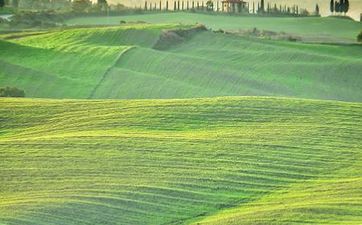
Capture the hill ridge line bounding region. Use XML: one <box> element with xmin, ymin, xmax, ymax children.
<box><xmin>88</xmin><ymin>46</ymin><xmax>135</xmax><ymax>99</ymax></box>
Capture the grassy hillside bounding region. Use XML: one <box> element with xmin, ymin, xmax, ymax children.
<box><xmin>1</xmin><ymin>24</ymin><xmax>361</xmax><ymax>101</ymax></box>
<box><xmin>66</xmin><ymin>12</ymin><xmax>362</xmax><ymax>43</ymax></box>
<box><xmin>0</xmin><ymin>97</ymin><xmax>361</xmax><ymax>224</ymax></box>
<box><xmin>93</xmin><ymin>31</ymin><xmax>362</xmax><ymax>102</ymax></box>
<box><xmin>0</xmin><ymin>24</ymin><xmax>176</xmax><ymax>98</ymax></box>
<box><xmin>193</xmin><ymin>157</ymin><xmax>362</xmax><ymax>225</ymax></box>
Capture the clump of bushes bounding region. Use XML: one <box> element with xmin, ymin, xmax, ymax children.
<box><xmin>153</xmin><ymin>24</ymin><xmax>208</xmax><ymax>50</ymax></box>
<box><xmin>214</xmin><ymin>29</ymin><xmax>225</xmax><ymax>34</ymax></box>
<box><xmin>0</xmin><ymin>87</ymin><xmax>25</xmax><ymax>97</ymax></box>
<box><xmin>358</xmin><ymin>31</ymin><xmax>362</xmax><ymax>42</ymax></box>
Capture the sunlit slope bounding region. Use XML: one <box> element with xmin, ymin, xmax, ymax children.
<box><xmin>66</xmin><ymin>12</ymin><xmax>362</xmax><ymax>42</ymax></box>
<box><xmin>94</xmin><ymin>31</ymin><xmax>362</xmax><ymax>102</ymax></box>
<box><xmin>1</xmin><ymin>97</ymin><xmax>361</xmax><ymax>224</ymax></box>
<box><xmin>193</xmin><ymin>165</ymin><xmax>362</xmax><ymax>225</ymax></box>
<box><xmin>0</xmin><ymin>24</ymin><xmax>174</xmax><ymax>98</ymax></box>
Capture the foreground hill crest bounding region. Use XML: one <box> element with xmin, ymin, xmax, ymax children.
<box><xmin>0</xmin><ymin>97</ymin><xmax>361</xmax><ymax>224</ymax></box>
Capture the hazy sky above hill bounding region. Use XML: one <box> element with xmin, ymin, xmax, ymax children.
<box><xmin>100</xmin><ymin>0</ymin><xmax>362</xmax><ymax>20</ymax></box>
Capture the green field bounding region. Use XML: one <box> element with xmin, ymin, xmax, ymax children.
<box><xmin>1</xmin><ymin>22</ymin><xmax>361</xmax><ymax>101</ymax></box>
<box><xmin>1</xmin><ymin>12</ymin><xmax>362</xmax><ymax>225</ymax></box>
<box><xmin>66</xmin><ymin>12</ymin><xmax>362</xmax><ymax>43</ymax></box>
<box><xmin>1</xmin><ymin>97</ymin><xmax>361</xmax><ymax>224</ymax></box>
<box><xmin>0</xmin><ymin>24</ymin><xmax>178</xmax><ymax>98</ymax></box>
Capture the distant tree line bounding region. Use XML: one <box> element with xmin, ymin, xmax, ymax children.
<box><xmin>140</xmin><ymin>0</ymin><xmax>314</xmax><ymax>17</ymax></box>
<box><xmin>0</xmin><ymin>0</ymin><xmax>112</xmax><ymax>12</ymax></box>
<box><xmin>0</xmin><ymin>87</ymin><xmax>25</xmax><ymax>97</ymax></box>
<box><xmin>330</xmin><ymin>0</ymin><xmax>350</xmax><ymax>14</ymax></box>
<box><xmin>0</xmin><ymin>0</ymin><xmax>16</xmax><ymax>8</ymax></box>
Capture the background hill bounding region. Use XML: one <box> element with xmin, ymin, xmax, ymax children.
<box><xmin>1</xmin><ymin>97</ymin><xmax>361</xmax><ymax>225</ymax></box>
<box><xmin>0</xmin><ymin>22</ymin><xmax>361</xmax><ymax>101</ymax></box>
<box><xmin>66</xmin><ymin>12</ymin><xmax>362</xmax><ymax>43</ymax></box>
<box><xmin>102</xmin><ymin>0</ymin><xmax>362</xmax><ymax>21</ymax></box>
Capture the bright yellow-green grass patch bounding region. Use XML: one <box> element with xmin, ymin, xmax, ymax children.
<box><xmin>1</xmin><ymin>97</ymin><xmax>361</xmax><ymax>224</ymax></box>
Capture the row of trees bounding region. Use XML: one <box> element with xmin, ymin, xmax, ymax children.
<box><xmin>330</xmin><ymin>0</ymin><xmax>349</xmax><ymax>14</ymax></box>
<box><xmin>72</xmin><ymin>0</ymin><xmax>112</xmax><ymax>12</ymax></box>
<box><xmin>142</xmin><ymin>0</ymin><xmax>314</xmax><ymax>16</ymax></box>
<box><xmin>0</xmin><ymin>0</ymin><xmax>69</xmax><ymax>9</ymax></box>
<box><xmin>0</xmin><ymin>0</ymin><xmax>111</xmax><ymax>12</ymax></box>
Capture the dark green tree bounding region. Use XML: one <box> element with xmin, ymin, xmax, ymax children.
<box><xmin>97</xmin><ymin>0</ymin><xmax>108</xmax><ymax>11</ymax></box>
<box><xmin>205</xmin><ymin>0</ymin><xmax>213</xmax><ymax>11</ymax></box>
<box><xmin>330</xmin><ymin>0</ymin><xmax>334</xmax><ymax>13</ymax></box>
<box><xmin>339</xmin><ymin>0</ymin><xmax>345</xmax><ymax>13</ymax></box>
<box><xmin>315</xmin><ymin>4</ymin><xmax>320</xmax><ymax>15</ymax></box>
<box><xmin>72</xmin><ymin>0</ymin><xmax>91</xmax><ymax>12</ymax></box>
<box><xmin>334</xmin><ymin>1</ymin><xmax>339</xmax><ymax>13</ymax></box>
<box><xmin>260</xmin><ymin>0</ymin><xmax>264</xmax><ymax>12</ymax></box>
<box><xmin>98</xmin><ymin>0</ymin><xmax>107</xmax><ymax>4</ymax></box>
<box><xmin>344</xmin><ymin>0</ymin><xmax>349</xmax><ymax>14</ymax></box>
<box><xmin>0</xmin><ymin>0</ymin><xmax>5</xmax><ymax>8</ymax></box>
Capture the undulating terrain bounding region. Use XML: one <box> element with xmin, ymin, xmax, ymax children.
<box><xmin>1</xmin><ymin>97</ymin><xmax>361</xmax><ymax>224</ymax></box>
<box><xmin>1</xmin><ymin>12</ymin><xmax>362</xmax><ymax>225</ymax></box>
<box><xmin>1</xmin><ymin>18</ymin><xmax>362</xmax><ymax>101</ymax></box>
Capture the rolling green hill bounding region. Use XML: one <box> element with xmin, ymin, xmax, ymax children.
<box><xmin>1</xmin><ymin>24</ymin><xmax>361</xmax><ymax>101</ymax></box>
<box><xmin>94</xmin><ymin>31</ymin><xmax>362</xmax><ymax>101</ymax></box>
<box><xmin>66</xmin><ymin>12</ymin><xmax>362</xmax><ymax>43</ymax></box>
<box><xmin>1</xmin><ymin>97</ymin><xmax>361</xmax><ymax>224</ymax></box>
<box><xmin>0</xmin><ymin>24</ymin><xmax>179</xmax><ymax>98</ymax></box>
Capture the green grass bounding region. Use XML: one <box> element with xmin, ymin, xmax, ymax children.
<box><xmin>1</xmin><ymin>11</ymin><xmax>362</xmax><ymax>225</ymax></box>
<box><xmin>94</xmin><ymin>31</ymin><xmax>362</xmax><ymax>102</ymax></box>
<box><xmin>0</xmin><ymin>97</ymin><xmax>361</xmax><ymax>224</ymax></box>
<box><xmin>194</xmin><ymin>176</ymin><xmax>362</xmax><ymax>224</ymax></box>
<box><xmin>0</xmin><ymin>24</ymin><xmax>178</xmax><ymax>98</ymax></box>
<box><xmin>1</xmin><ymin>24</ymin><xmax>361</xmax><ymax>101</ymax></box>
<box><xmin>66</xmin><ymin>12</ymin><xmax>362</xmax><ymax>43</ymax></box>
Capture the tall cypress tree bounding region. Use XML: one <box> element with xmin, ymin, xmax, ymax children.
<box><xmin>344</xmin><ymin>0</ymin><xmax>349</xmax><ymax>14</ymax></box>
<box><xmin>315</xmin><ymin>4</ymin><xmax>320</xmax><ymax>15</ymax></box>
<box><xmin>330</xmin><ymin>0</ymin><xmax>334</xmax><ymax>13</ymax></box>
<box><xmin>260</xmin><ymin>0</ymin><xmax>264</xmax><ymax>12</ymax></box>
<box><xmin>97</xmin><ymin>0</ymin><xmax>107</xmax><ymax>5</ymax></box>
<box><xmin>340</xmin><ymin>0</ymin><xmax>345</xmax><ymax>13</ymax></box>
